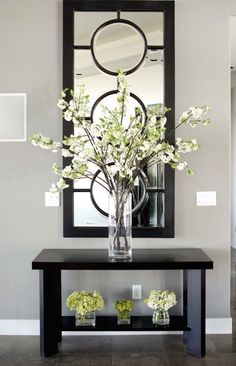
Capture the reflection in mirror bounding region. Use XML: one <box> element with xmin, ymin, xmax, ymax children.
<box><xmin>127</xmin><ymin>50</ymin><xmax>163</xmax><ymax>105</ymax></box>
<box><xmin>74</xmin><ymin>186</ymin><xmax>164</xmax><ymax>228</ymax></box>
<box><xmin>0</xmin><ymin>93</ymin><xmax>27</xmax><ymax>141</ymax></box>
<box><xmin>74</xmin><ymin>50</ymin><xmax>115</xmax><ymax>107</ymax></box>
<box><xmin>157</xmin><ymin>193</ymin><xmax>165</xmax><ymax>227</ymax></box>
<box><xmin>122</xmin><ymin>12</ymin><xmax>163</xmax><ymax>45</ymax></box>
<box><xmin>147</xmin><ymin>162</ymin><xmax>164</xmax><ymax>189</ymax></box>
<box><xmin>91</xmin><ymin>21</ymin><xmax>146</xmax><ymax>74</ymax></box>
<box><xmin>90</xmin><ymin>170</ymin><xmax>109</xmax><ymax>216</ymax></box>
<box><xmin>74</xmin><ymin>12</ymin><xmax>163</xmax><ymax>46</ymax></box>
<box><xmin>74</xmin><ymin>50</ymin><xmax>164</xmax><ymax>107</ymax></box>
<box><xmin>147</xmin><ymin>192</ymin><xmax>164</xmax><ymax>227</ymax></box>
<box><xmin>74</xmin><ymin>12</ymin><xmax>115</xmax><ymax>45</ymax></box>
<box><xmin>73</xmin><ymin>10</ymin><xmax>165</xmax><ymax>231</ymax></box>
<box><xmin>74</xmin><ymin>192</ymin><xmax>108</xmax><ymax>226</ymax></box>
<box><xmin>91</xmin><ymin>92</ymin><xmax>146</xmax><ymax>128</ymax></box>
<box><xmin>132</xmin><ymin>192</ymin><xmax>164</xmax><ymax>227</ymax></box>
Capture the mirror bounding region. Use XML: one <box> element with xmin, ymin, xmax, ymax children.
<box><xmin>63</xmin><ymin>1</ymin><xmax>175</xmax><ymax>237</ymax></box>
<box><xmin>73</xmin><ymin>11</ymin><xmax>164</xmax><ymax>229</ymax></box>
<box><xmin>0</xmin><ymin>93</ymin><xmax>27</xmax><ymax>141</ymax></box>
<box><xmin>91</xmin><ymin>20</ymin><xmax>147</xmax><ymax>75</ymax></box>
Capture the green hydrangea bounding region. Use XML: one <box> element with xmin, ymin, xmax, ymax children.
<box><xmin>66</xmin><ymin>290</ymin><xmax>104</xmax><ymax>318</ymax></box>
<box><xmin>115</xmin><ymin>299</ymin><xmax>134</xmax><ymax>314</ymax></box>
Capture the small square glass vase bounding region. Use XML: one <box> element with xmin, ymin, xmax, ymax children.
<box><xmin>152</xmin><ymin>309</ymin><xmax>169</xmax><ymax>325</ymax></box>
<box><xmin>75</xmin><ymin>311</ymin><xmax>96</xmax><ymax>327</ymax></box>
<box><xmin>117</xmin><ymin>312</ymin><xmax>131</xmax><ymax>325</ymax></box>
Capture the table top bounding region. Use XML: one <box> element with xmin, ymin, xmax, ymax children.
<box><xmin>32</xmin><ymin>248</ymin><xmax>213</xmax><ymax>270</ymax></box>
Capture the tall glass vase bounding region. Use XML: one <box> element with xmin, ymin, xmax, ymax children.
<box><xmin>108</xmin><ymin>191</ymin><xmax>132</xmax><ymax>259</ymax></box>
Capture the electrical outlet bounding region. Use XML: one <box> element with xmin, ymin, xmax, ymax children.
<box><xmin>132</xmin><ymin>285</ymin><xmax>142</xmax><ymax>300</ymax></box>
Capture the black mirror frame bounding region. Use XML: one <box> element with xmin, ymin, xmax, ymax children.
<box><xmin>63</xmin><ymin>0</ymin><xmax>175</xmax><ymax>238</ymax></box>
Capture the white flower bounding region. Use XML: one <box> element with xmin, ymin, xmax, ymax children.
<box><xmin>176</xmin><ymin>162</ymin><xmax>188</xmax><ymax>171</ymax></box>
<box><xmin>40</xmin><ymin>143</ymin><xmax>52</xmax><ymax>150</ymax></box>
<box><xmin>179</xmin><ymin>111</ymin><xmax>189</xmax><ymax>123</ymax></box>
<box><xmin>52</xmin><ymin>142</ymin><xmax>61</xmax><ymax>152</ymax></box>
<box><xmin>64</xmin><ymin>110</ymin><xmax>73</xmax><ymax>121</ymax></box>
<box><xmin>189</xmin><ymin>106</ymin><xmax>203</xmax><ymax>119</ymax></box>
<box><xmin>62</xmin><ymin>165</ymin><xmax>72</xmax><ymax>178</ymax></box>
<box><xmin>56</xmin><ymin>178</ymin><xmax>69</xmax><ymax>190</ymax></box>
<box><xmin>160</xmin><ymin>155</ymin><xmax>172</xmax><ymax>163</ymax></box>
<box><xmin>62</xmin><ymin>149</ymin><xmax>74</xmax><ymax>157</ymax></box>
<box><xmin>31</xmin><ymin>139</ymin><xmax>38</xmax><ymax>146</ymax></box>
<box><xmin>60</xmin><ymin>90</ymin><xmax>67</xmax><ymax>98</ymax></box>
<box><xmin>160</xmin><ymin>117</ymin><xmax>167</xmax><ymax>128</ymax></box>
<box><xmin>50</xmin><ymin>183</ymin><xmax>58</xmax><ymax>193</ymax></box>
<box><xmin>69</xmin><ymin>100</ymin><xmax>76</xmax><ymax>111</ymax></box>
<box><xmin>52</xmin><ymin>163</ymin><xmax>62</xmax><ymax>176</ymax></box>
<box><xmin>57</xmin><ymin>99</ymin><xmax>67</xmax><ymax>110</ymax></box>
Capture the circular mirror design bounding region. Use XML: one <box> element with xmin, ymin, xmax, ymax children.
<box><xmin>90</xmin><ymin>169</ymin><xmax>149</xmax><ymax>217</ymax></box>
<box><xmin>91</xmin><ymin>90</ymin><xmax>147</xmax><ymax>128</ymax></box>
<box><xmin>91</xmin><ymin>19</ymin><xmax>148</xmax><ymax>75</ymax></box>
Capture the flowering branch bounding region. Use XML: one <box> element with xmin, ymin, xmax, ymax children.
<box><xmin>30</xmin><ymin>70</ymin><xmax>210</xmax><ymax>193</ymax></box>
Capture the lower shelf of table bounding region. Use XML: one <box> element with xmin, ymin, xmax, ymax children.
<box><xmin>62</xmin><ymin>316</ymin><xmax>190</xmax><ymax>332</ymax></box>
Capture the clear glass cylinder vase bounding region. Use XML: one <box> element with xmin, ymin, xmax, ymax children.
<box><xmin>75</xmin><ymin>311</ymin><xmax>96</xmax><ymax>327</ymax></box>
<box><xmin>108</xmin><ymin>191</ymin><xmax>132</xmax><ymax>259</ymax></box>
<box><xmin>152</xmin><ymin>309</ymin><xmax>169</xmax><ymax>325</ymax></box>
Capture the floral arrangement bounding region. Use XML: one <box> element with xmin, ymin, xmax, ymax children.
<box><xmin>144</xmin><ymin>290</ymin><xmax>177</xmax><ymax>311</ymax></box>
<box><xmin>66</xmin><ymin>290</ymin><xmax>104</xmax><ymax>318</ymax></box>
<box><xmin>115</xmin><ymin>299</ymin><xmax>134</xmax><ymax>314</ymax></box>
<box><xmin>30</xmin><ymin>71</ymin><xmax>210</xmax><ymax>195</ymax></box>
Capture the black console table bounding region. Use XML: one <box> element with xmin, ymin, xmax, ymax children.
<box><xmin>32</xmin><ymin>248</ymin><xmax>213</xmax><ymax>358</ymax></box>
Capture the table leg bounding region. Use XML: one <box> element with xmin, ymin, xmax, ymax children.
<box><xmin>183</xmin><ymin>269</ymin><xmax>188</xmax><ymax>344</ymax></box>
<box><xmin>40</xmin><ymin>269</ymin><xmax>62</xmax><ymax>357</ymax></box>
<box><xmin>183</xmin><ymin>269</ymin><xmax>206</xmax><ymax>358</ymax></box>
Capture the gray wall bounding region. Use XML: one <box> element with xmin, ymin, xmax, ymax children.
<box><xmin>0</xmin><ymin>0</ymin><xmax>234</xmax><ymax>321</ymax></box>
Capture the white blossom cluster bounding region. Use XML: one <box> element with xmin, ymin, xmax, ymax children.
<box><xmin>31</xmin><ymin>133</ymin><xmax>61</xmax><ymax>152</ymax></box>
<box><xmin>144</xmin><ymin>290</ymin><xmax>177</xmax><ymax>311</ymax></box>
<box><xmin>30</xmin><ymin>71</ymin><xmax>210</xmax><ymax>193</ymax></box>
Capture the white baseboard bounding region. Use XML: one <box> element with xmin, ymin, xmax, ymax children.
<box><xmin>0</xmin><ymin>318</ymin><xmax>232</xmax><ymax>336</ymax></box>
<box><xmin>0</xmin><ymin>320</ymin><xmax>40</xmax><ymax>336</ymax></box>
<box><xmin>206</xmin><ymin>318</ymin><xmax>232</xmax><ymax>334</ymax></box>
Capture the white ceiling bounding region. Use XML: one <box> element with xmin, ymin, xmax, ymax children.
<box><xmin>230</xmin><ymin>16</ymin><xmax>236</xmax><ymax>70</ymax></box>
